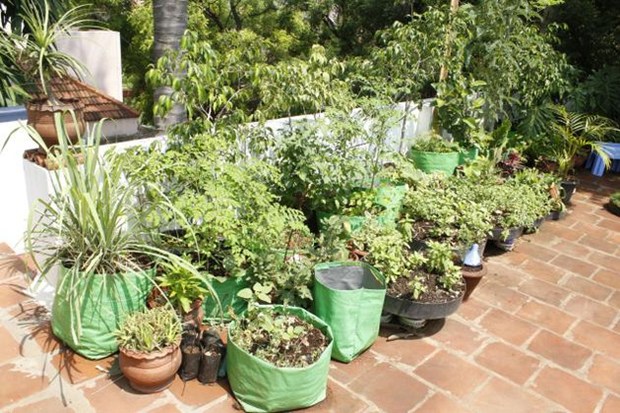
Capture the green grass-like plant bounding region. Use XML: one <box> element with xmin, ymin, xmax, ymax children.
<box><xmin>116</xmin><ymin>306</ymin><xmax>182</xmax><ymax>353</ymax></box>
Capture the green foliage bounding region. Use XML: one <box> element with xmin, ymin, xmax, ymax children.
<box><xmin>157</xmin><ymin>260</ymin><xmax>209</xmax><ymax>314</ymax></box>
<box><xmin>116</xmin><ymin>306</ymin><xmax>182</xmax><ymax>353</ymax></box>
<box><xmin>410</xmin><ymin>133</ymin><xmax>460</xmax><ymax>153</ymax></box>
<box><xmin>408</xmin><ymin>275</ymin><xmax>427</xmax><ymax>300</ymax></box>
<box><xmin>610</xmin><ymin>193</ymin><xmax>620</xmax><ymax>208</ymax></box>
<box><xmin>231</xmin><ymin>307</ymin><xmax>329</xmax><ymax>368</ymax></box>
<box><xmin>572</xmin><ymin>65</ymin><xmax>620</xmax><ymax>124</ymax></box>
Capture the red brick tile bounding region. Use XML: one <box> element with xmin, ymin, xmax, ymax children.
<box><xmin>371</xmin><ymin>335</ymin><xmax>436</xmax><ymax>368</ymax></box>
<box><xmin>414</xmin><ymin>351</ymin><xmax>488</xmax><ymax>398</ymax></box>
<box><xmin>479</xmin><ymin>308</ymin><xmax>538</xmax><ymax>346</ymax></box>
<box><xmin>0</xmin><ymin>280</ymin><xmax>31</xmax><ymax>308</ymax></box>
<box><xmin>571</xmin><ymin>320</ymin><xmax>620</xmax><ymax>359</ymax></box>
<box><xmin>82</xmin><ymin>375</ymin><xmax>167</xmax><ymax>411</ymax></box>
<box><xmin>416</xmin><ymin>392</ymin><xmax>472</xmax><ymax>412</ymax></box>
<box><xmin>587</xmin><ymin>354</ymin><xmax>620</xmax><ymax>395</ymax></box>
<box><xmin>564</xmin><ymin>295</ymin><xmax>617</xmax><ymax>327</ymax></box>
<box><xmin>428</xmin><ymin>318</ymin><xmax>487</xmax><ymax>356</ymax></box>
<box><xmin>516</xmin><ymin>301</ymin><xmax>576</xmax><ymax>335</ymax></box>
<box><xmin>201</xmin><ymin>399</ymin><xmax>239</xmax><ymax>413</ymax></box>
<box><xmin>51</xmin><ymin>350</ymin><xmax>115</xmax><ymax>385</ymax></box>
<box><xmin>556</xmin><ymin>241</ymin><xmax>592</xmax><ymax>259</ymax></box>
<box><xmin>596</xmin><ymin>218</ymin><xmax>620</xmax><ymax>233</ymax></box>
<box><xmin>572</xmin><ymin>221</ymin><xmax>610</xmax><ymax>239</ymax></box>
<box><xmin>475</xmin><ymin>281</ymin><xmax>529</xmax><ymax>313</ymax></box>
<box><xmin>560</xmin><ymin>275</ymin><xmax>612</xmax><ymax>301</ymax></box>
<box><xmin>475</xmin><ymin>342</ymin><xmax>540</xmax><ymax>385</ymax></box>
<box><xmin>609</xmin><ymin>291</ymin><xmax>620</xmax><ymax>310</ymax></box>
<box><xmin>0</xmin><ymin>326</ymin><xmax>20</xmax><ymax>364</ymax></box>
<box><xmin>592</xmin><ymin>268</ymin><xmax>620</xmax><ymax>289</ymax></box>
<box><xmin>532</xmin><ymin>366</ymin><xmax>602</xmax><ymax>413</ymax></box>
<box><xmin>484</xmin><ymin>262</ymin><xmax>528</xmax><ymax>288</ymax></box>
<box><xmin>514</xmin><ymin>241</ymin><xmax>558</xmax><ymax>262</ymax></box>
<box><xmin>519</xmin><ymin>259</ymin><xmax>565</xmax><ymax>283</ymax></box>
<box><xmin>0</xmin><ymin>253</ymin><xmax>31</xmax><ymax>280</ymax></box>
<box><xmin>550</xmin><ymin>254</ymin><xmax>597</xmax><ymax>278</ymax></box>
<box><xmin>528</xmin><ymin>330</ymin><xmax>591</xmax><ymax>370</ymax></box>
<box><xmin>9</xmin><ymin>397</ymin><xmax>76</xmax><ymax>413</ymax></box>
<box><xmin>493</xmin><ymin>250</ymin><xmax>528</xmax><ymax>267</ymax></box>
<box><xmin>601</xmin><ymin>394</ymin><xmax>620</xmax><ymax>413</ymax></box>
<box><xmin>581</xmin><ymin>234</ymin><xmax>618</xmax><ymax>254</ymax></box>
<box><xmin>0</xmin><ymin>362</ymin><xmax>51</xmax><ymax>408</ymax></box>
<box><xmin>517</xmin><ymin>278</ymin><xmax>570</xmax><ymax>307</ymax></box>
<box><xmin>329</xmin><ymin>348</ymin><xmax>379</xmax><ymax>385</ymax></box>
<box><xmin>471</xmin><ymin>378</ymin><xmax>556</xmax><ymax>413</ymax></box>
<box><xmin>456</xmin><ymin>296</ymin><xmax>489</xmax><ymax>321</ymax></box>
<box><xmin>587</xmin><ymin>251</ymin><xmax>620</xmax><ymax>272</ymax></box>
<box><xmin>168</xmin><ymin>375</ymin><xmax>230</xmax><ymax>407</ymax></box>
<box><xmin>349</xmin><ymin>363</ymin><xmax>430</xmax><ymax>413</ymax></box>
<box><xmin>145</xmin><ymin>404</ymin><xmax>184</xmax><ymax>413</ymax></box>
<box><xmin>9</xmin><ymin>303</ymin><xmax>60</xmax><ymax>354</ymax></box>
<box><xmin>544</xmin><ymin>224</ymin><xmax>583</xmax><ymax>241</ymax></box>
<box><xmin>304</xmin><ymin>380</ymin><xmax>369</xmax><ymax>413</ymax></box>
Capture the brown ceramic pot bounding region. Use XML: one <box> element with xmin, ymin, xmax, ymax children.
<box><xmin>119</xmin><ymin>343</ymin><xmax>182</xmax><ymax>393</ymax></box>
<box><xmin>26</xmin><ymin>98</ymin><xmax>85</xmax><ymax>147</ymax></box>
<box><xmin>461</xmin><ymin>264</ymin><xmax>488</xmax><ymax>302</ymax></box>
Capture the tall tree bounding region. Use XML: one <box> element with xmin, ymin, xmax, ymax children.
<box><xmin>152</xmin><ymin>0</ymin><xmax>188</xmax><ymax>129</ymax></box>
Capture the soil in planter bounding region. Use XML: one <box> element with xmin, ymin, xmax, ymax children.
<box><xmin>387</xmin><ymin>271</ymin><xmax>465</xmax><ymax>304</ymax></box>
<box><xmin>234</xmin><ymin>312</ymin><xmax>329</xmax><ymax>368</ymax></box>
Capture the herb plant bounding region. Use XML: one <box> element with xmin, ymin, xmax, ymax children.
<box><xmin>116</xmin><ymin>307</ymin><xmax>182</xmax><ymax>353</ymax></box>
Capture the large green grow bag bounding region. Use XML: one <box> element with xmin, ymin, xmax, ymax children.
<box><xmin>227</xmin><ymin>305</ymin><xmax>334</xmax><ymax>413</ymax></box>
<box><xmin>52</xmin><ymin>267</ymin><xmax>151</xmax><ymax>360</ymax></box>
<box><xmin>202</xmin><ymin>276</ymin><xmax>248</xmax><ymax>320</ymax></box>
<box><xmin>409</xmin><ymin>150</ymin><xmax>460</xmax><ymax>175</ymax></box>
<box><xmin>313</xmin><ymin>262</ymin><xmax>386</xmax><ymax>362</ymax></box>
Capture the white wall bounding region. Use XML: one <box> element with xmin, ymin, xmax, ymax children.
<box><xmin>56</xmin><ymin>30</ymin><xmax>124</xmax><ymax>101</ymax></box>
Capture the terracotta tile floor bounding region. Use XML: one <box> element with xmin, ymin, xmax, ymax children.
<box><xmin>0</xmin><ymin>171</ymin><xmax>618</xmax><ymax>412</ymax></box>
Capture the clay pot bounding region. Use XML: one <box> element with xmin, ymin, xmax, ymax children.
<box><xmin>461</xmin><ymin>265</ymin><xmax>488</xmax><ymax>301</ymax></box>
<box><xmin>119</xmin><ymin>344</ymin><xmax>182</xmax><ymax>393</ymax></box>
<box><xmin>26</xmin><ymin>98</ymin><xmax>85</xmax><ymax>148</ymax></box>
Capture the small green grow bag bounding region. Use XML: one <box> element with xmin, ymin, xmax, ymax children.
<box><xmin>202</xmin><ymin>276</ymin><xmax>248</xmax><ymax>320</ymax></box>
<box><xmin>313</xmin><ymin>262</ymin><xmax>386</xmax><ymax>362</ymax></box>
<box><xmin>52</xmin><ymin>267</ymin><xmax>152</xmax><ymax>360</ymax></box>
<box><xmin>409</xmin><ymin>150</ymin><xmax>460</xmax><ymax>175</ymax></box>
<box><xmin>227</xmin><ymin>305</ymin><xmax>334</xmax><ymax>413</ymax></box>
<box><xmin>459</xmin><ymin>147</ymin><xmax>479</xmax><ymax>164</ymax></box>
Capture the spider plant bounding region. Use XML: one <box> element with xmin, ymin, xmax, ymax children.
<box><xmin>550</xmin><ymin>106</ymin><xmax>617</xmax><ymax>180</ymax></box>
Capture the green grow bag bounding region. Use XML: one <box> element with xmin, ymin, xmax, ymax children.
<box><xmin>459</xmin><ymin>147</ymin><xmax>479</xmax><ymax>164</ymax></box>
<box><xmin>202</xmin><ymin>276</ymin><xmax>248</xmax><ymax>320</ymax></box>
<box><xmin>313</xmin><ymin>262</ymin><xmax>386</xmax><ymax>362</ymax></box>
<box><xmin>52</xmin><ymin>267</ymin><xmax>151</xmax><ymax>360</ymax></box>
<box><xmin>317</xmin><ymin>184</ymin><xmax>407</xmax><ymax>233</ymax></box>
<box><xmin>409</xmin><ymin>150</ymin><xmax>460</xmax><ymax>175</ymax></box>
<box><xmin>227</xmin><ymin>305</ymin><xmax>334</xmax><ymax>413</ymax></box>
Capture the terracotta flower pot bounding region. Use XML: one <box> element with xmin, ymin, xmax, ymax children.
<box><xmin>461</xmin><ymin>265</ymin><xmax>488</xmax><ymax>301</ymax></box>
<box><xmin>26</xmin><ymin>98</ymin><xmax>85</xmax><ymax>148</ymax></box>
<box><xmin>119</xmin><ymin>344</ymin><xmax>182</xmax><ymax>393</ymax></box>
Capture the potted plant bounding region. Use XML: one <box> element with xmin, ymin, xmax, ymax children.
<box><xmin>227</xmin><ymin>305</ymin><xmax>333</xmax><ymax>412</ymax></box>
<box><xmin>607</xmin><ymin>192</ymin><xmax>620</xmax><ymax>217</ymax></box>
<box><xmin>26</xmin><ymin>123</ymin><xmax>205</xmax><ymax>359</ymax></box>
<box><xmin>408</xmin><ymin>132</ymin><xmax>462</xmax><ymax>175</ymax></box>
<box><xmin>460</xmin><ymin>243</ymin><xmax>488</xmax><ymax>301</ymax></box>
<box><xmin>549</xmin><ymin>106</ymin><xmax>616</xmax><ymax>203</ymax></box>
<box><xmin>0</xmin><ymin>0</ymin><xmax>94</xmax><ymax>146</ymax></box>
<box><xmin>115</xmin><ymin>306</ymin><xmax>182</xmax><ymax>393</ymax></box>
<box><xmin>383</xmin><ymin>241</ymin><xmax>465</xmax><ymax>326</ymax></box>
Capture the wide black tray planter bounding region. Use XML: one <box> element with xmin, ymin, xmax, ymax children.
<box><xmin>605</xmin><ymin>202</ymin><xmax>620</xmax><ymax>217</ymax></box>
<box><xmin>383</xmin><ymin>290</ymin><xmax>464</xmax><ymax>321</ymax></box>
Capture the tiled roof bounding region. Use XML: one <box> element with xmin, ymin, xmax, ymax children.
<box><xmin>44</xmin><ymin>77</ymin><xmax>139</xmax><ymax>122</ymax></box>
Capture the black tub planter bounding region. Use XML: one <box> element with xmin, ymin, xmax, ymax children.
<box><xmin>227</xmin><ymin>305</ymin><xmax>334</xmax><ymax>412</ymax></box>
<box><xmin>489</xmin><ymin>227</ymin><xmax>523</xmax><ymax>251</ymax></box>
<box><xmin>525</xmin><ymin>217</ymin><xmax>545</xmax><ymax>234</ymax></box>
<box><xmin>383</xmin><ymin>289</ymin><xmax>464</xmax><ymax>323</ymax></box>
<box><xmin>560</xmin><ymin>180</ymin><xmax>577</xmax><ymax>204</ymax></box>
<box><xmin>606</xmin><ymin>202</ymin><xmax>620</xmax><ymax>217</ymax></box>
<box><xmin>546</xmin><ymin>210</ymin><xmax>567</xmax><ymax>221</ymax></box>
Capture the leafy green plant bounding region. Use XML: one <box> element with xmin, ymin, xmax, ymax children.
<box><xmin>157</xmin><ymin>260</ymin><xmax>209</xmax><ymax>314</ymax></box>
<box><xmin>231</xmin><ymin>306</ymin><xmax>329</xmax><ymax>368</ymax></box>
<box><xmin>410</xmin><ymin>133</ymin><xmax>460</xmax><ymax>153</ymax></box>
<box><xmin>408</xmin><ymin>275</ymin><xmax>427</xmax><ymax>300</ymax></box>
<box><xmin>0</xmin><ymin>0</ymin><xmax>94</xmax><ymax>102</ymax></box>
<box><xmin>611</xmin><ymin>193</ymin><xmax>620</xmax><ymax>208</ymax></box>
<box><xmin>116</xmin><ymin>306</ymin><xmax>182</xmax><ymax>353</ymax></box>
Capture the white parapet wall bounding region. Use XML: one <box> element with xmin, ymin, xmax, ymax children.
<box><xmin>56</xmin><ymin>30</ymin><xmax>124</xmax><ymax>102</ymax></box>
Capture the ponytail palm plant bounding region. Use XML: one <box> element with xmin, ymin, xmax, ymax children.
<box><xmin>549</xmin><ymin>106</ymin><xmax>617</xmax><ymax>180</ymax></box>
<box><xmin>25</xmin><ymin>117</ymin><xmax>216</xmax><ymax>359</ymax></box>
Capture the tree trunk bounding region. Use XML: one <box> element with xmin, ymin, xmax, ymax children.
<box><xmin>152</xmin><ymin>0</ymin><xmax>188</xmax><ymax>129</ymax></box>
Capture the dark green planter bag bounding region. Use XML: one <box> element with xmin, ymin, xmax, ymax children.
<box><xmin>227</xmin><ymin>305</ymin><xmax>334</xmax><ymax>413</ymax></box>
<box><xmin>52</xmin><ymin>267</ymin><xmax>151</xmax><ymax>360</ymax></box>
<box><xmin>202</xmin><ymin>276</ymin><xmax>248</xmax><ymax>320</ymax></box>
<box><xmin>313</xmin><ymin>262</ymin><xmax>386</xmax><ymax>362</ymax></box>
<box><xmin>409</xmin><ymin>150</ymin><xmax>460</xmax><ymax>175</ymax></box>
